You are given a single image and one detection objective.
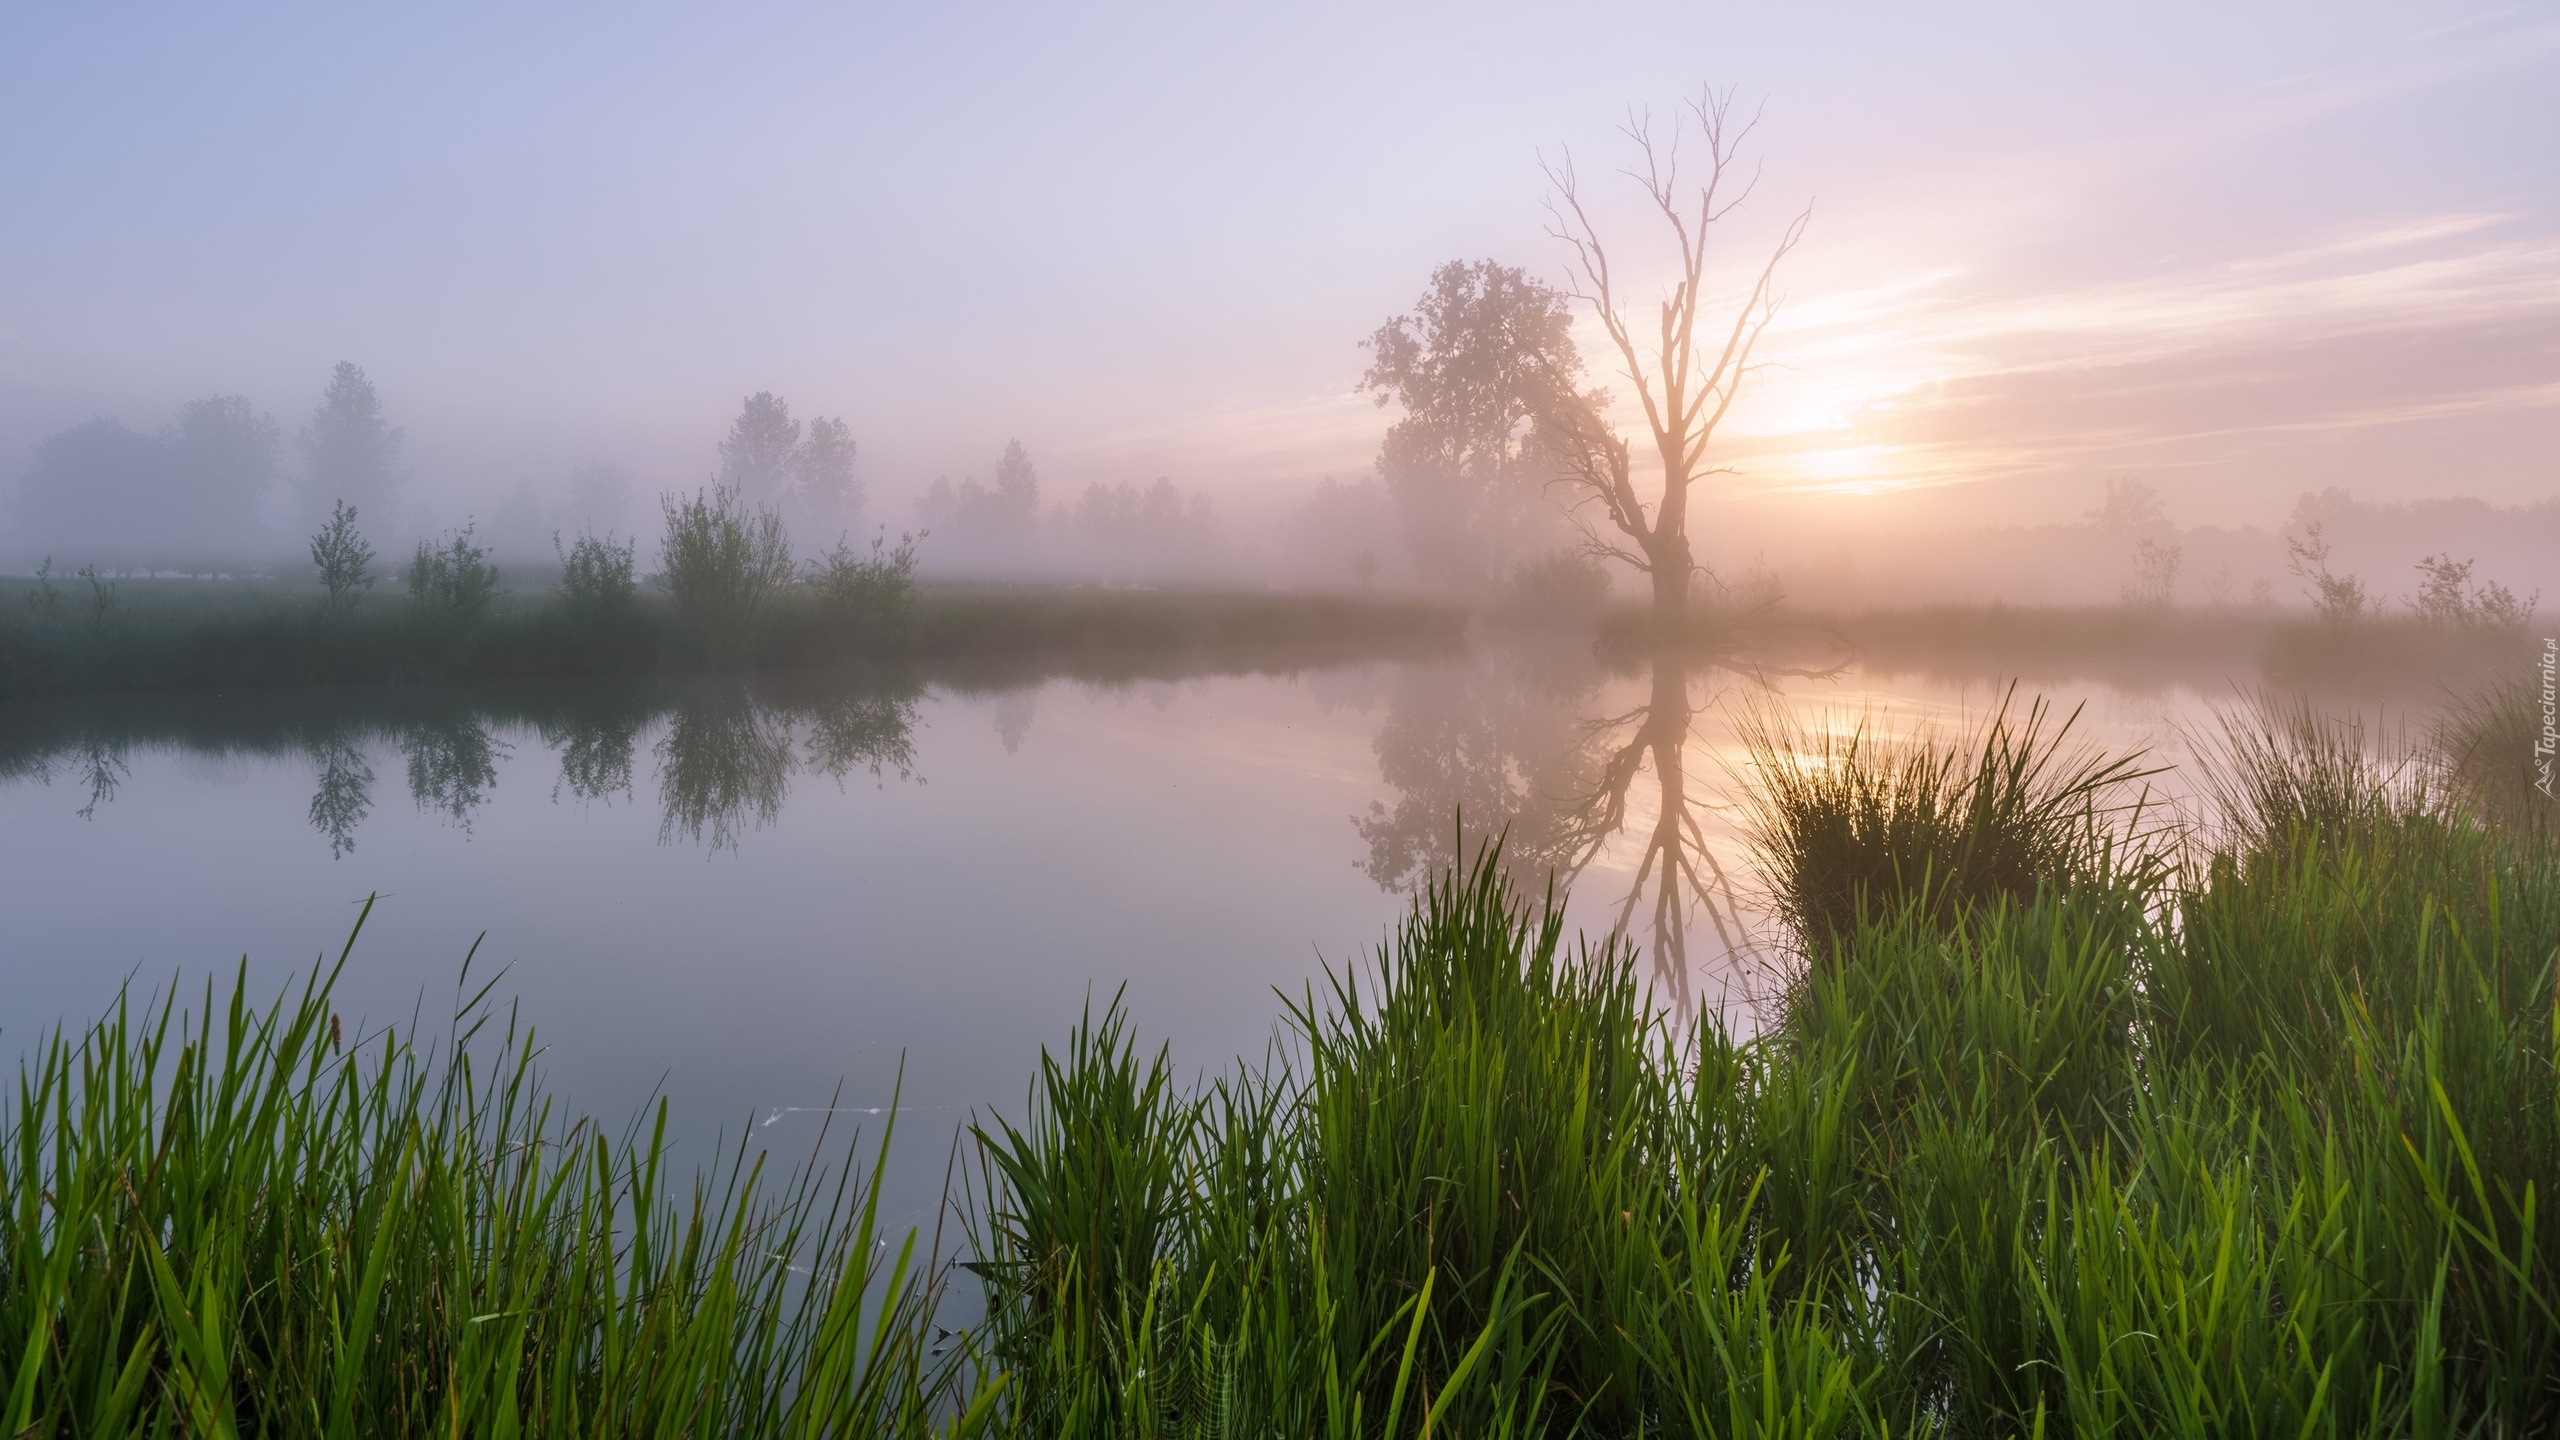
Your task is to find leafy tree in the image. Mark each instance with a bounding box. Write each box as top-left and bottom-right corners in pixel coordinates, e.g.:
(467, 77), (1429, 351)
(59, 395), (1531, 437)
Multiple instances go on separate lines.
(2124, 537), (2182, 608)
(310, 500), (377, 615)
(659, 484), (792, 645)
(10, 418), (167, 562)
(2286, 521), (2368, 624)
(407, 523), (501, 619)
(163, 396), (280, 565)
(553, 530), (638, 614)
(11, 400), (279, 571)
(2412, 553), (2536, 630)
(563, 460), (634, 535)
(992, 438), (1038, 521)
(797, 415), (861, 523)
(719, 393), (802, 505)
(2092, 476), (2168, 536)
(21, 557), (65, 625)
(1361, 260), (1582, 587)
(916, 439), (1041, 535)
(806, 527), (922, 639)
(2093, 477), (2181, 607)
(297, 363), (405, 527)
(1070, 476), (1217, 580)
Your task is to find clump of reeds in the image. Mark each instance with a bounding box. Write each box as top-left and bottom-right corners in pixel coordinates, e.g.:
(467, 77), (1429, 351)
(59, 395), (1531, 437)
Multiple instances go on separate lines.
(0, 907), (992, 1436)
(2190, 689), (2432, 852)
(1734, 686), (2164, 959)
(2432, 673), (2558, 848)
(967, 848), (1857, 1439)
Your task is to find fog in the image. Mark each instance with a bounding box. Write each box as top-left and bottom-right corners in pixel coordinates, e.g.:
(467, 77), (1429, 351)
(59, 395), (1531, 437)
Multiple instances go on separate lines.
(3, 1), (2555, 607)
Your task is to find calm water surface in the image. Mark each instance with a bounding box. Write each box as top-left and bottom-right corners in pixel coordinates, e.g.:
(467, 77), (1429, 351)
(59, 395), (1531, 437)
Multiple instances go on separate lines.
(0, 642), (2240, 1229)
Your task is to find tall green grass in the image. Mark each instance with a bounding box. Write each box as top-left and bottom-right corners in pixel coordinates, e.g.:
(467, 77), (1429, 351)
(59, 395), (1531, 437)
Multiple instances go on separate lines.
(0, 907), (994, 1437)
(1735, 688), (2166, 959)
(16, 682), (2560, 1435)
(968, 687), (2560, 1436)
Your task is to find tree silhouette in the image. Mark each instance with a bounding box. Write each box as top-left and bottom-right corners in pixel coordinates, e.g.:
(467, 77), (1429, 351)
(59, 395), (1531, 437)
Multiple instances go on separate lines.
(797, 414), (860, 526)
(1542, 89), (1808, 637)
(297, 362), (405, 528)
(11, 418), (166, 564)
(1361, 261), (1584, 588)
(163, 396), (281, 568)
(720, 392), (803, 505)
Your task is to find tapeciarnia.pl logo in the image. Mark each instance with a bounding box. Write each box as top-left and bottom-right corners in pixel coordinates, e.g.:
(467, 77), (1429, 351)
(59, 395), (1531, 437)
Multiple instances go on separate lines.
(2538, 637), (2557, 800)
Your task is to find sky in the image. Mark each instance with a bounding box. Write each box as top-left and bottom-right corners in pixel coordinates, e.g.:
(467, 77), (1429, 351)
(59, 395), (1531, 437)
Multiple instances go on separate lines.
(2, 0), (2555, 538)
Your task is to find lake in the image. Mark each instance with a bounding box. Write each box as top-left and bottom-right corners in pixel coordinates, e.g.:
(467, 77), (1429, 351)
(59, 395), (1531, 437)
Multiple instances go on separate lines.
(0, 635), (2249, 1233)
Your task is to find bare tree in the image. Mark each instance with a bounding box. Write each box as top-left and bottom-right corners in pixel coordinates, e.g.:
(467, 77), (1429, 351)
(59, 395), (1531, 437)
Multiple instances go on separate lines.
(1542, 89), (1809, 638)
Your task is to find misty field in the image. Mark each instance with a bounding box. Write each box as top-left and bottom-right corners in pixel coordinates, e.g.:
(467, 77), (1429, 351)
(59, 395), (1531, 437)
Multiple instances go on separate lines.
(7, 684), (2558, 1437)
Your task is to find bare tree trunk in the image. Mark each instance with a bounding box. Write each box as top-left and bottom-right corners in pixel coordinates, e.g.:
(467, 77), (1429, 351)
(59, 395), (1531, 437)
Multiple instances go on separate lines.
(1543, 87), (1807, 646)
(1648, 531), (1691, 635)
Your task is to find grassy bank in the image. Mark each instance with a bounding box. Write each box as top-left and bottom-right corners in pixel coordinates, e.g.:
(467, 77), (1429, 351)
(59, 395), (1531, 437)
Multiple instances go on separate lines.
(0, 912), (994, 1438)
(10, 690), (2560, 1433)
(964, 693), (2560, 1436)
(0, 581), (1462, 698)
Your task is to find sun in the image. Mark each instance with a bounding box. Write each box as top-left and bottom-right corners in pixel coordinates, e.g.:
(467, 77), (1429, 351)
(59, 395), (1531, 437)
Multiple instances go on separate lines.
(1779, 444), (1904, 496)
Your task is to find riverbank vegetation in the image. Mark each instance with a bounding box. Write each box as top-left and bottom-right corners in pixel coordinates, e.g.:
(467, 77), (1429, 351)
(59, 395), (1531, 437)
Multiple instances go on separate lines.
(8, 683), (2556, 1432)
(11, 559), (2535, 702)
(0, 479), (1464, 698)
(0, 574), (1463, 699)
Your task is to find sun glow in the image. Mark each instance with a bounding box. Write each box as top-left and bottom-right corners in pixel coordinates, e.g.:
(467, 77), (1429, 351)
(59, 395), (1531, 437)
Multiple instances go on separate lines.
(1774, 444), (1907, 496)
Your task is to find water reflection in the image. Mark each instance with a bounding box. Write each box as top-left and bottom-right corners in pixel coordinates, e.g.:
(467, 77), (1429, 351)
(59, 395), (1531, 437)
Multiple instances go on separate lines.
(992, 688), (1037, 754)
(0, 674), (925, 856)
(1360, 633), (1847, 1010)
(804, 687), (922, 786)
(655, 690), (793, 850)
(403, 716), (511, 829)
(1359, 640), (1612, 890)
(71, 737), (130, 821)
(305, 732), (374, 858)
(541, 701), (640, 806)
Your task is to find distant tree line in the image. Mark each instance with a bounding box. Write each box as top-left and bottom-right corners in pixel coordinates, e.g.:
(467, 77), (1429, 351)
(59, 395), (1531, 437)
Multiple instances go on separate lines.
(8, 362), (405, 574)
(912, 437), (1233, 584)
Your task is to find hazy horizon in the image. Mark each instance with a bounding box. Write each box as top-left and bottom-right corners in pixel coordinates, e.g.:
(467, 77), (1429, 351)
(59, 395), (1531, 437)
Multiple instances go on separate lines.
(5, 1), (2555, 577)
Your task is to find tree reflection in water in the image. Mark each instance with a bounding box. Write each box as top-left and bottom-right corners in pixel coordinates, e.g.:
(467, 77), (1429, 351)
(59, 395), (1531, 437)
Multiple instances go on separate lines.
(542, 702), (639, 806)
(71, 737), (130, 822)
(653, 688), (793, 851)
(803, 687), (921, 788)
(403, 715), (512, 829)
(652, 678), (924, 852)
(0, 674), (926, 857)
(305, 731), (374, 859)
(1359, 640), (1613, 892)
(1363, 633), (1842, 1013)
